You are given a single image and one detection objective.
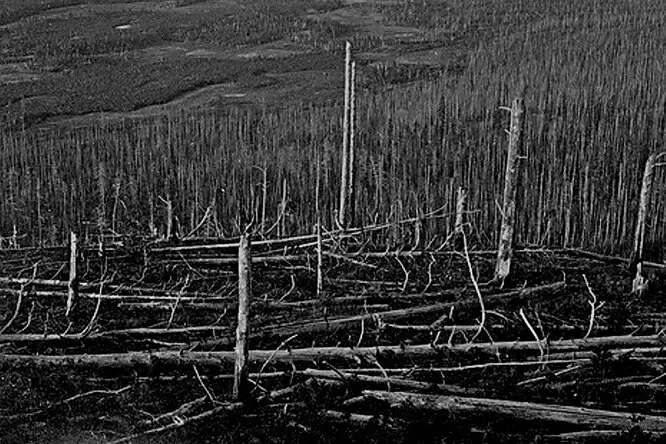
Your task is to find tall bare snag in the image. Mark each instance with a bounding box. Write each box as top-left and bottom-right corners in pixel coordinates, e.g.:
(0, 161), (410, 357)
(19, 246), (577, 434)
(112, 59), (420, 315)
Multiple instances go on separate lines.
(632, 152), (666, 293)
(66, 231), (78, 318)
(495, 98), (525, 283)
(338, 42), (352, 228)
(234, 233), (252, 400)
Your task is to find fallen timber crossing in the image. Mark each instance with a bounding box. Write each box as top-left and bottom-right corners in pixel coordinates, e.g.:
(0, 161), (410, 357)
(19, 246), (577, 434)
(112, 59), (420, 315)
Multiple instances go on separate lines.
(0, 334), (663, 372)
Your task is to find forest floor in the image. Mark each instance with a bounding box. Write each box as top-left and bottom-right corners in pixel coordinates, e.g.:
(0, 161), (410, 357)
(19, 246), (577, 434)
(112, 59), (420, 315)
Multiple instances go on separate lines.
(0, 232), (665, 443)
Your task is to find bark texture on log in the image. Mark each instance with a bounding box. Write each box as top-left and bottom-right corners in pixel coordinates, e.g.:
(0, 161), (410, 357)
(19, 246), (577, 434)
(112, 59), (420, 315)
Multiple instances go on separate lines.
(358, 390), (666, 432)
(0, 334), (661, 371)
(541, 429), (666, 443)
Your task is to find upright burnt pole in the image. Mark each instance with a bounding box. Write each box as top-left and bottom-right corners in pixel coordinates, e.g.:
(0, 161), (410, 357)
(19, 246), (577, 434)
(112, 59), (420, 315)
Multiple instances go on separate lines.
(495, 98), (525, 284)
(632, 152), (666, 293)
(338, 42), (352, 228)
(66, 231), (78, 318)
(233, 233), (252, 400)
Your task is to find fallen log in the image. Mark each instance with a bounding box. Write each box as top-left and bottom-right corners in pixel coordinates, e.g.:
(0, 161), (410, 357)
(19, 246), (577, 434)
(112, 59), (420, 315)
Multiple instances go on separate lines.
(157, 248), (565, 266)
(382, 323), (506, 332)
(0, 325), (234, 344)
(0, 288), (233, 302)
(330, 281), (564, 304)
(117, 299), (323, 311)
(149, 232), (320, 253)
(351, 390), (666, 432)
(318, 409), (374, 426)
(559, 249), (666, 270)
(335, 360), (587, 375)
(240, 281), (566, 342)
(317, 409), (408, 437)
(540, 429), (666, 443)
(383, 323), (653, 335)
(106, 285), (229, 299)
(0, 277), (97, 289)
(301, 369), (483, 396)
(159, 254), (314, 265)
(255, 302), (457, 339)
(540, 347), (666, 361)
(0, 334), (662, 371)
(581, 402), (666, 415)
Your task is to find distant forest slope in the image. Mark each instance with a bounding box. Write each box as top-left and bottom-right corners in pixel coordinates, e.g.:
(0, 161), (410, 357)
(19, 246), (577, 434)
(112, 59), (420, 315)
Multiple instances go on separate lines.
(1, 0), (665, 254)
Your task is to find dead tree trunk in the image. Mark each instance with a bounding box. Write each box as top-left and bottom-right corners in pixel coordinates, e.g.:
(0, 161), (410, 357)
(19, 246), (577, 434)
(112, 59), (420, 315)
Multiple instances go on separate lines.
(66, 231), (78, 318)
(541, 430), (666, 444)
(279, 178), (287, 237)
(355, 390), (666, 432)
(233, 233), (252, 400)
(165, 197), (175, 241)
(632, 152), (666, 293)
(348, 60), (357, 227)
(495, 98), (525, 283)
(0, 334), (661, 371)
(454, 187), (467, 236)
(315, 147), (323, 298)
(338, 41), (352, 228)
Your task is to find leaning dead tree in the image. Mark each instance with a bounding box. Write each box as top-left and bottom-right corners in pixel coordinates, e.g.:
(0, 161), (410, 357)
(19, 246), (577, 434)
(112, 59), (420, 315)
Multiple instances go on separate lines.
(632, 152), (666, 293)
(495, 98), (525, 283)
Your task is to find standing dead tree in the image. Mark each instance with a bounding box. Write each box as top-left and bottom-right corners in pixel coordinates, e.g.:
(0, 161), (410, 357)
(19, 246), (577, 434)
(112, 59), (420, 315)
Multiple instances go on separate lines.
(66, 231), (78, 319)
(495, 98), (525, 284)
(348, 60), (357, 227)
(454, 187), (467, 236)
(338, 42), (355, 228)
(316, 147), (324, 298)
(631, 152), (666, 293)
(234, 233), (252, 400)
